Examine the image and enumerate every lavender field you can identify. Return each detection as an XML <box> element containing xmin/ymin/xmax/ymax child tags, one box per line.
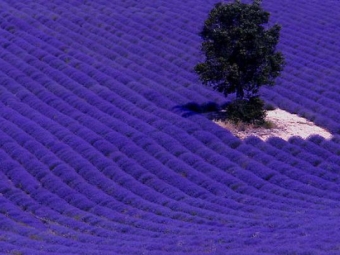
<box><xmin>1</xmin><ymin>0</ymin><xmax>340</xmax><ymax>254</ymax></box>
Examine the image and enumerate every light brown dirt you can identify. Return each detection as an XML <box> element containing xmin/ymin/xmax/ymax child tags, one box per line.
<box><xmin>214</xmin><ymin>108</ymin><xmax>333</xmax><ymax>141</ymax></box>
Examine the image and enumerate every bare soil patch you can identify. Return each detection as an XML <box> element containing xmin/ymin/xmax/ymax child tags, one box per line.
<box><xmin>214</xmin><ymin>108</ymin><xmax>332</xmax><ymax>141</ymax></box>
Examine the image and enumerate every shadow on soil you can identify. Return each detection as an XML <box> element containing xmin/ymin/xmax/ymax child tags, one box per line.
<box><xmin>174</xmin><ymin>101</ymin><xmax>230</xmax><ymax>121</ymax></box>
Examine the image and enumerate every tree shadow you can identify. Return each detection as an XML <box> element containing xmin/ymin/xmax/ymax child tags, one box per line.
<box><xmin>173</xmin><ymin>101</ymin><xmax>231</xmax><ymax>121</ymax></box>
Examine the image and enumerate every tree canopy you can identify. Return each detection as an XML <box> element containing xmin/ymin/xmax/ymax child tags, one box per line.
<box><xmin>195</xmin><ymin>0</ymin><xmax>285</xmax><ymax>101</ymax></box>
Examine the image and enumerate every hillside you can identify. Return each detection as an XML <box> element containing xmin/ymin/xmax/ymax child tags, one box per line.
<box><xmin>1</xmin><ymin>0</ymin><xmax>340</xmax><ymax>254</ymax></box>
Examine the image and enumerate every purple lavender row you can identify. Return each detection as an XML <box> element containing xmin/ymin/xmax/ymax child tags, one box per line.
<box><xmin>0</xmin><ymin>79</ymin><xmax>258</xmax><ymax>223</ymax></box>
<box><xmin>0</xmin><ymin>13</ymin><xmax>215</xmax><ymax>113</ymax></box>
<box><xmin>5</xmin><ymin>0</ymin><xmax>340</xmax><ymax>119</ymax></box>
<box><xmin>0</xmin><ymin>20</ymin><xmax>306</xmax><ymax>224</ymax></box>
<box><xmin>167</xmin><ymin>112</ymin><xmax>337</xmax><ymax>207</ymax></box>
<box><xmin>242</xmin><ymin>137</ymin><xmax>340</xmax><ymax>200</ymax></box>
<box><xmin>17</xmin><ymin>0</ymin><xmax>336</xmax><ymax>215</ymax></box>
<box><xmin>0</xmin><ymin>173</ymin><xmax>156</xmax><ymax>253</ymax></box>
<box><xmin>259</xmin><ymin>1</ymin><xmax>340</xmax><ymax>132</ymax></box>
<box><xmin>1</xmin><ymin>54</ymin><xmax>334</xmax><ymax>255</ymax></box>
<box><xmin>1</xmin><ymin>145</ymin><xmax>236</xmax><ymax>253</ymax></box>
<box><xmin>177</xmin><ymin>112</ymin><xmax>340</xmax><ymax>214</ymax></box>
<box><xmin>0</xmin><ymin>81</ymin><xmax>278</xmax><ymax>233</ymax></box>
<box><xmin>261</xmin><ymin>87</ymin><xmax>340</xmax><ymax>133</ymax></box>
<box><xmin>0</xmin><ymin>61</ymin><xmax>252</xmax><ymax>227</ymax></box>
<box><xmin>0</xmin><ymin>105</ymin><xmax>236</xmax><ymax>235</ymax></box>
<box><xmin>0</xmin><ymin>94</ymin><xmax>228</xmax><ymax>228</ymax></box>
<box><xmin>309</xmin><ymin>136</ymin><xmax>340</xmax><ymax>165</ymax></box>
<box><xmin>1</xmin><ymin>0</ymin><xmax>340</xmax><ymax>252</ymax></box>
<box><xmin>1</xmin><ymin>0</ymin><xmax>224</xmax><ymax>104</ymax></box>
<box><xmin>1</xmin><ymin>3</ymin><xmax>223</xmax><ymax>123</ymax></box>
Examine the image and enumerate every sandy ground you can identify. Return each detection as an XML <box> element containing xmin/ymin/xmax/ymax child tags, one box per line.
<box><xmin>214</xmin><ymin>108</ymin><xmax>333</xmax><ymax>141</ymax></box>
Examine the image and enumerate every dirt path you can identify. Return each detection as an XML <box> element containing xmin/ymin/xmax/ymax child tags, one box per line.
<box><xmin>214</xmin><ymin>108</ymin><xmax>333</xmax><ymax>141</ymax></box>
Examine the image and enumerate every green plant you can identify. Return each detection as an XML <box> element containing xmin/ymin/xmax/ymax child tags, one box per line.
<box><xmin>195</xmin><ymin>0</ymin><xmax>285</xmax><ymax>123</ymax></box>
<box><xmin>262</xmin><ymin>120</ymin><xmax>276</xmax><ymax>129</ymax></box>
<box><xmin>226</xmin><ymin>96</ymin><xmax>266</xmax><ymax>125</ymax></box>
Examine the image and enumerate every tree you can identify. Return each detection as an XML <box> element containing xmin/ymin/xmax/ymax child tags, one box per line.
<box><xmin>195</xmin><ymin>0</ymin><xmax>285</xmax><ymax>124</ymax></box>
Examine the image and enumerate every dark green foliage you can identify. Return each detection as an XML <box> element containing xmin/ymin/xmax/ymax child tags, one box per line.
<box><xmin>195</xmin><ymin>0</ymin><xmax>285</xmax><ymax>100</ymax></box>
<box><xmin>226</xmin><ymin>96</ymin><xmax>266</xmax><ymax>124</ymax></box>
